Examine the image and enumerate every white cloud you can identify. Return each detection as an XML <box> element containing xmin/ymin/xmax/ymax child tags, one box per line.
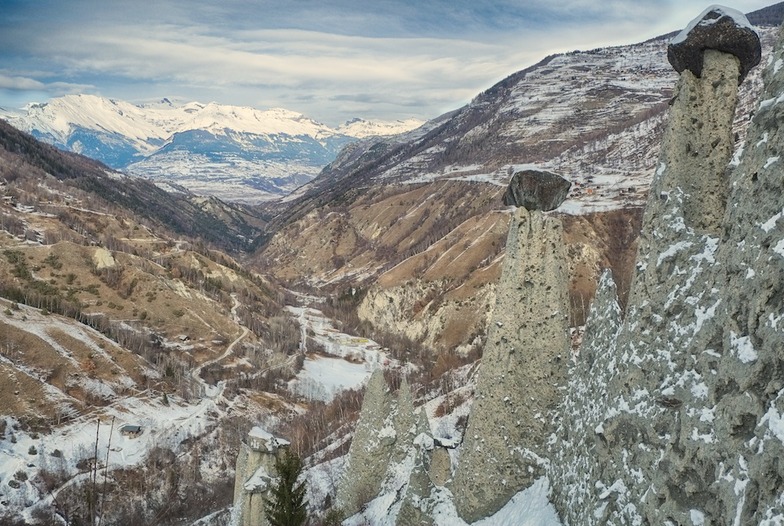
<box><xmin>0</xmin><ymin>74</ymin><xmax>45</xmax><ymax>91</ymax></box>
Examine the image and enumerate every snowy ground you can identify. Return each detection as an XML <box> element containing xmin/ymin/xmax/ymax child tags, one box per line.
<box><xmin>286</xmin><ymin>306</ymin><xmax>398</xmax><ymax>402</ymax></box>
<box><xmin>290</xmin><ymin>355</ymin><xmax>372</xmax><ymax>402</ymax></box>
<box><xmin>344</xmin><ymin>478</ymin><xmax>562</xmax><ymax>526</ymax></box>
<box><xmin>430</xmin><ymin>479</ymin><xmax>562</xmax><ymax>526</ymax></box>
<box><xmin>0</xmin><ymin>392</ymin><xmax>221</xmax><ymax>521</ymax></box>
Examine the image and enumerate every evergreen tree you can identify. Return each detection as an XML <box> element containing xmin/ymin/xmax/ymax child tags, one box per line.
<box><xmin>264</xmin><ymin>450</ymin><xmax>308</xmax><ymax>526</ymax></box>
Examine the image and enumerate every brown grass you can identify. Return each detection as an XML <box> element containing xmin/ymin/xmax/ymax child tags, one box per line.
<box><xmin>0</xmin><ymin>362</ymin><xmax>58</xmax><ymax>420</ymax></box>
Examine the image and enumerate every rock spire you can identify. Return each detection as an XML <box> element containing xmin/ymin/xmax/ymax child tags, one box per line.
<box><xmin>231</xmin><ymin>427</ymin><xmax>290</xmax><ymax>526</ymax></box>
<box><xmin>450</xmin><ymin>186</ymin><xmax>571</xmax><ymax>521</ymax></box>
<box><xmin>549</xmin><ymin>6</ymin><xmax>784</xmax><ymax>524</ymax></box>
<box><xmin>657</xmin><ymin>8</ymin><xmax>761</xmax><ymax>234</ymax></box>
<box><xmin>336</xmin><ymin>370</ymin><xmax>419</xmax><ymax>519</ymax></box>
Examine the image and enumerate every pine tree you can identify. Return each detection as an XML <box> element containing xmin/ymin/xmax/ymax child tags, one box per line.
<box><xmin>264</xmin><ymin>450</ymin><xmax>308</xmax><ymax>526</ymax></box>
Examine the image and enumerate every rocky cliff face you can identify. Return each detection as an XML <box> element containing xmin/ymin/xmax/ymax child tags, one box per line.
<box><xmin>551</xmin><ymin>12</ymin><xmax>784</xmax><ymax>525</ymax></box>
<box><xmin>336</xmin><ymin>371</ymin><xmax>420</xmax><ymax>517</ymax></box>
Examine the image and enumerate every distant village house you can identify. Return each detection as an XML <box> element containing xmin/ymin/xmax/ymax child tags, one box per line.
<box><xmin>120</xmin><ymin>424</ymin><xmax>142</xmax><ymax>438</ymax></box>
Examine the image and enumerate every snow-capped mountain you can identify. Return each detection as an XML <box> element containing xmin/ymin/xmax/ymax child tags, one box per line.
<box><xmin>0</xmin><ymin>95</ymin><xmax>424</xmax><ymax>203</ymax></box>
<box><xmin>337</xmin><ymin>117</ymin><xmax>426</xmax><ymax>138</ymax></box>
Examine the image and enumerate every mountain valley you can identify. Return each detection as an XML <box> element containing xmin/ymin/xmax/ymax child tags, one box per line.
<box><xmin>1</xmin><ymin>3</ymin><xmax>784</xmax><ymax>525</ymax></box>
<box><xmin>0</xmin><ymin>96</ymin><xmax>423</xmax><ymax>203</ymax></box>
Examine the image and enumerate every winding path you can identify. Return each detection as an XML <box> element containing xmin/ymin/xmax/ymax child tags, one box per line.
<box><xmin>190</xmin><ymin>294</ymin><xmax>249</xmax><ymax>400</ymax></box>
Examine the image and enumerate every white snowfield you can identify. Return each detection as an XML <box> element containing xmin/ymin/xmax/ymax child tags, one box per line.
<box><xmin>286</xmin><ymin>306</ymin><xmax>399</xmax><ymax>402</ymax></box>
<box><xmin>0</xmin><ymin>94</ymin><xmax>425</xmax><ymax>203</ymax></box>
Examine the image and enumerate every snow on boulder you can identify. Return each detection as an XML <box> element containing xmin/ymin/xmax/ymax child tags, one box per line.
<box><xmin>247</xmin><ymin>426</ymin><xmax>290</xmax><ymax>453</ymax></box>
<box><xmin>243</xmin><ymin>465</ymin><xmax>273</xmax><ymax>493</ymax></box>
<box><xmin>668</xmin><ymin>5</ymin><xmax>761</xmax><ymax>83</ymax></box>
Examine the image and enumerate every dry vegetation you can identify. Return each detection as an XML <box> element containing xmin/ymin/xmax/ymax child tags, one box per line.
<box><xmin>0</xmin><ymin>121</ymin><xmax>298</xmax><ymax>430</ymax></box>
<box><xmin>258</xmin><ymin>167</ymin><xmax>645</xmax><ymax>360</ymax></box>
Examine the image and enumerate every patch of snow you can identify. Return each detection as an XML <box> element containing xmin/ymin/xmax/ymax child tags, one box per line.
<box><xmin>730</xmin><ymin>332</ymin><xmax>758</xmax><ymax>363</ymax></box>
<box><xmin>473</xmin><ymin>478</ymin><xmax>561</xmax><ymax>526</ymax></box>
<box><xmin>691</xmin><ymin>509</ymin><xmax>706</xmax><ymax>526</ymax></box>
<box><xmin>289</xmin><ymin>355</ymin><xmax>371</xmax><ymax>401</ymax></box>
<box><xmin>422</xmin><ymin>478</ymin><xmax>561</xmax><ymax>526</ymax></box>
<box><xmin>760</xmin><ymin>208</ymin><xmax>783</xmax><ymax>232</ymax></box>
<box><xmin>730</xmin><ymin>143</ymin><xmax>746</xmax><ymax>166</ymax></box>
<box><xmin>378</xmin><ymin>425</ymin><xmax>396</xmax><ymax>441</ymax></box>
<box><xmin>761</xmin><ymin>395</ymin><xmax>784</xmax><ymax>444</ymax></box>
<box><xmin>690</xmin><ymin>427</ymin><xmax>716</xmax><ymax>444</ymax></box>
<box><xmin>244</xmin><ymin>465</ymin><xmax>272</xmax><ymax>492</ymax></box>
<box><xmin>248</xmin><ymin>426</ymin><xmax>289</xmax><ymax>446</ymax></box>
<box><xmin>598</xmin><ymin>479</ymin><xmax>628</xmax><ymax>500</ymax></box>
<box><xmin>671</xmin><ymin>5</ymin><xmax>757</xmax><ymax>46</ymax></box>
<box><xmin>338</xmin><ymin>117</ymin><xmax>425</xmax><ymax>138</ymax></box>
<box><xmin>657</xmin><ymin>241</ymin><xmax>693</xmax><ymax>267</ymax></box>
<box><xmin>773</xmin><ymin>238</ymin><xmax>784</xmax><ymax>259</ymax></box>
<box><xmin>691</xmin><ymin>382</ymin><xmax>709</xmax><ymax>399</ymax></box>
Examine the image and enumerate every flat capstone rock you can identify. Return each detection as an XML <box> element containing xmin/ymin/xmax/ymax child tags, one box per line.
<box><xmin>502</xmin><ymin>169</ymin><xmax>571</xmax><ymax>211</ymax></box>
<box><xmin>668</xmin><ymin>5</ymin><xmax>761</xmax><ymax>84</ymax></box>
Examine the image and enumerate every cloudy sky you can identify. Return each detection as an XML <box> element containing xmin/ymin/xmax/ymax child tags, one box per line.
<box><xmin>0</xmin><ymin>0</ymin><xmax>776</xmax><ymax>125</ymax></box>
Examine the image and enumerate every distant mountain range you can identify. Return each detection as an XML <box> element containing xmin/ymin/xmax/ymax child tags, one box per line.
<box><xmin>0</xmin><ymin>94</ymin><xmax>423</xmax><ymax>203</ymax></box>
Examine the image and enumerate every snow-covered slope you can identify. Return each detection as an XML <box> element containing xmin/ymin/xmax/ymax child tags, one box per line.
<box><xmin>0</xmin><ymin>95</ymin><xmax>423</xmax><ymax>203</ymax></box>
<box><xmin>337</xmin><ymin>117</ymin><xmax>425</xmax><ymax>139</ymax></box>
<box><xmin>292</xmin><ymin>26</ymin><xmax>774</xmax><ymax>219</ymax></box>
